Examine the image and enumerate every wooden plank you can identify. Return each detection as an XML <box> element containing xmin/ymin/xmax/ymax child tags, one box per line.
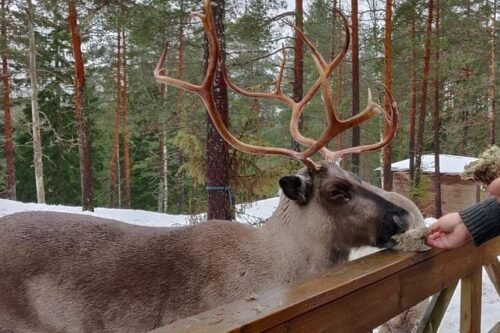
<box><xmin>262</xmin><ymin>243</ymin><xmax>483</xmax><ymax>333</ymax></box>
<box><xmin>484</xmin><ymin>258</ymin><xmax>500</xmax><ymax>296</ymax></box>
<box><xmin>150</xmin><ymin>239</ymin><xmax>499</xmax><ymax>333</ymax></box>
<box><xmin>417</xmin><ymin>282</ymin><xmax>458</xmax><ymax>333</ymax></box>
<box><xmin>461</xmin><ymin>268</ymin><xmax>482</xmax><ymax>333</ymax></box>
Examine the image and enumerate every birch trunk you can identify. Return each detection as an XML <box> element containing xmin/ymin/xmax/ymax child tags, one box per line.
<box><xmin>157</xmin><ymin>75</ymin><xmax>167</xmax><ymax>213</ymax></box>
<box><xmin>162</xmin><ymin>127</ymin><xmax>168</xmax><ymax>212</ymax></box>
<box><xmin>158</xmin><ymin>124</ymin><xmax>167</xmax><ymax>213</ymax></box>
<box><xmin>28</xmin><ymin>0</ymin><xmax>45</xmax><ymax>204</ymax></box>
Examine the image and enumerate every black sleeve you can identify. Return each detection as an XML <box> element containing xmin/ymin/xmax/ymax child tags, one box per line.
<box><xmin>459</xmin><ymin>197</ymin><xmax>500</xmax><ymax>246</ymax></box>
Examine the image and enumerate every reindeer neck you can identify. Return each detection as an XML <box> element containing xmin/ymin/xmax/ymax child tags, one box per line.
<box><xmin>260</xmin><ymin>195</ymin><xmax>350</xmax><ymax>282</ymax></box>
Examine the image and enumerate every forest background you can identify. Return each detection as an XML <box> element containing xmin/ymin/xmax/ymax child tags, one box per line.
<box><xmin>0</xmin><ymin>0</ymin><xmax>498</xmax><ymax>219</ymax></box>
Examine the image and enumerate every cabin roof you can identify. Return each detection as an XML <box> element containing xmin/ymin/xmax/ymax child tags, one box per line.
<box><xmin>389</xmin><ymin>154</ymin><xmax>478</xmax><ymax>175</ymax></box>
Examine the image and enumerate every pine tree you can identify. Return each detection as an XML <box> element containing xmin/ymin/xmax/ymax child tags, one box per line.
<box><xmin>68</xmin><ymin>0</ymin><xmax>94</xmax><ymax>211</ymax></box>
<box><xmin>1</xmin><ymin>0</ymin><xmax>16</xmax><ymax>199</ymax></box>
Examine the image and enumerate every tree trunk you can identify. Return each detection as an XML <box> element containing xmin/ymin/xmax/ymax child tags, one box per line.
<box><xmin>433</xmin><ymin>0</ymin><xmax>442</xmax><ymax>218</ymax></box>
<box><xmin>1</xmin><ymin>0</ymin><xmax>15</xmax><ymax>199</ymax></box>
<box><xmin>489</xmin><ymin>0</ymin><xmax>497</xmax><ymax>144</ymax></box>
<box><xmin>408</xmin><ymin>2</ymin><xmax>417</xmax><ymax>188</ymax></box>
<box><xmin>351</xmin><ymin>0</ymin><xmax>360</xmax><ymax>175</ymax></box>
<box><xmin>383</xmin><ymin>0</ymin><xmax>393</xmax><ymax>191</ymax></box>
<box><xmin>291</xmin><ymin>0</ymin><xmax>304</xmax><ymax>152</ymax></box>
<box><xmin>205</xmin><ymin>0</ymin><xmax>232</xmax><ymax>220</ymax></box>
<box><xmin>109</xmin><ymin>29</ymin><xmax>121</xmax><ymax>208</ymax></box>
<box><xmin>121</xmin><ymin>29</ymin><xmax>131</xmax><ymax>208</ymax></box>
<box><xmin>158</xmin><ymin>124</ymin><xmax>167</xmax><ymax>213</ymax></box>
<box><xmin>27</xmin><ymin>0</ymin><xmax>45</xmax><ymax>204</ymax></box>
<box><xmin>332</xmin><ymin>0</ymin><xmax>344</xmax><ymax>155</ymax></box>
<box><xmin>158</xmin><ymin>80</ymin><xmax>168</xmax><ymax>213</ymax></box>
<box><xmin>414</xmin><ymin>0</ymin><xmax>434</xmax><ymax>187</ymax></box>
<box><xmin>68</xmin><ymin>0</ymin><xmax>93</xmax><ymax>211</ymax></box>
<box><xmin>177</xmin><ymin>7</ymin><xmax>186</xmax><ymax>213</ymax></box>
<box><xmin>458</xmin><ymin>99</ymin><xmax>469</xmax><ymax>155</ymax></box>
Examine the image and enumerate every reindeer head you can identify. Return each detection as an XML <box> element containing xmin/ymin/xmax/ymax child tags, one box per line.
<box><xmin>279</xmin><ymin>162</ymin><xmax>409</xmax><ymax>249</ymax></box>
<box><xmin>154</xmin><ymin>0</ymin><xmax>406</xmax><ymax>248</ymax></box>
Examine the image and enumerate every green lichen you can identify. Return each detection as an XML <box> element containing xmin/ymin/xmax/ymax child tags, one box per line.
<box><xmin>462</xmin><ymin>145</ymin><xmax>500</xmax><ymax>186</ymax></box>
<box><xmin>392</xmin><ymin>227</ymin><xmax>430</xmax><ymax>252</ymax></box>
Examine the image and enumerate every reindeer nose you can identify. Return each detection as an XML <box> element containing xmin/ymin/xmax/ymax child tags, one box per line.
<box><xmin>376</xmin><ymin>207</ymin><xmax>409</xmax><ymax>249</ymax></box>
<box><xmin>392</xmin><ymin>214</ymin><xmax>409</xmax><ymax>230</ymax></box>
<box><xmin>384</xmin><ymin>208</ymin><xmax>409</xmax><ymax>232</ymax></box>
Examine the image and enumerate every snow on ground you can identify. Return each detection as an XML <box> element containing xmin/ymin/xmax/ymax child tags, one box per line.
<box><xmin>0</xmin><ymin>198</ymin><xmax>498</xmax><ymax>332</ymax></box>
<box><xmin>0</xmin><ymin>198</ymin><xmax>191</xmax><ymax>227</ymax></box>
<box><xmin>0</xmin><ymin>197</ymin><xmax>281</xmax><ymax>227</ymax></box>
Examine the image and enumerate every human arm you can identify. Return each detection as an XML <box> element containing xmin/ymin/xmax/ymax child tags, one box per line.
<box><xmin>459</xmin><ymin>197</ymin><xmax>500</xmax><ymax>246</ymax></box>
<box><xmin>426</xmin><ymin>177</ymin><xmax>500</xmax><ymax>249</ymax></box>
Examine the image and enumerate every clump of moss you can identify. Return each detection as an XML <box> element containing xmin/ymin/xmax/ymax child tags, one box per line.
<box><xmin>392</xmin><ymin>227</ymin><xmax>430</xmax><ymax>252</ymax></box>
<box><xmin>462</xmin><ymin>145</ymin><xmax>500</xmax><ymax>186</ymax></box>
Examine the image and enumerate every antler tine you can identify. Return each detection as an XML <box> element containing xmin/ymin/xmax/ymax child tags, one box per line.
<box><xmin>223</xmin><ymin>45</ymin><xmax>295</xmax><ymax>107</ymax></box>
<box><xmin>288</xmin><ymin>9</ymin><xmax>350</xmax><ymax>158</ymax></box>
<box><xmin>223</xmin><ymin>9</ymin><xmax>351</xmax><ymax>162</ymax></box>
<box><xmin>154</xmin><ymin>40</ymin><xmax>199</xmax><ymax>94</ymax></box>
<box><xmin>223</xmin><ymin>8</ymin><xmax>352</xmax><ymax>164</ymax></box>
<box><xmin>322</xmin><ymin>88</ymin><xmax>399</xmax><ymax>162</ymax></box>
<box><xmin>154</xmin><ymin>0</ymin><xmax>320</xmax><ymax>170</ymax></box>
<box><xmin>291</xmin><ymin>14</ymin><xmax>354</xmax><ymax>160</ymax></box>
<box><xmin>295</xmin><ymin>9</ymin><xmax>350</xmax><ymax>110</ymax></box>
<box><xmin>291</xmin><ymin>11</ymin><xmax>397</xmax><ymax>163</ymax></box>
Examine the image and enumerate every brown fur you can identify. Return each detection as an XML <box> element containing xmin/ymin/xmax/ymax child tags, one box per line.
<box><xmin>0</xmin><ymin>162</ymin><xmax>416</xmax><ymax>332</ymax></box>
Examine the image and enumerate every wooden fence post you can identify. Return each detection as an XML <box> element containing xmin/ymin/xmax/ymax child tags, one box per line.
<box><xmin>484</xmin><ymin>258</ymin><xmax>500</xmax><ymax>295</ymax></box>
<box><xmin>417</xmin><ymin>281</ymin><xmax>458</xmax><ymax>333</ymax></box>
<box><xmin>460</xmin><ymin>268</ymin><xmax>482</xmax><ymax>333</ymax></box>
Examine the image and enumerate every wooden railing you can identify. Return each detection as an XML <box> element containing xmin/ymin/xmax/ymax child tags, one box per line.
<box><xmin>150</xmin><ymin>238</ymin><xmax>499</xmax><ymax>333</ymax></box>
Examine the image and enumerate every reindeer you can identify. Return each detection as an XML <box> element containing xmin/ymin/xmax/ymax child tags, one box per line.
<box><xmin>0</xmin><ymin>1</ymin><xmax>420</xmax><ymax>332</ymax></box>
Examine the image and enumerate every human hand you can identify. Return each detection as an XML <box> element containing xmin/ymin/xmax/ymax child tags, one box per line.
<box><xmin>487</xmin><ymin>177</ymin><xmax>500</xmax><ymax>198</ymax></box>
<box><xmin>426</xmin><ymin>212</ymin><xmax>472</xmax><ymax>249</ymax></box>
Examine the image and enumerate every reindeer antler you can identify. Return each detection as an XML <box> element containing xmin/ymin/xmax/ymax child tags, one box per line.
<box><xmin>222</xmin><ymin>9</ymin><xmax>351</xmax><ymax>163</ymax></box>
<box><xmin>154</xmin><ymin>0</ymin><xmax>398</xmax><ymax>170</ymax></box>
<box><xmin>322</xmin><ymin>87</ymin><xmax>399</xmax><ymax>162</ymax></box>
<box><xmin>284</xmin><ymin>15</ymin><xmax>398</xmax><ymax>163</ymax></box>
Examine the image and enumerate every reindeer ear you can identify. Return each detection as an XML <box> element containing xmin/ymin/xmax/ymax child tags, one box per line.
<box><xmin>279</xmin><ymin>175</ymin><xmax>312</xmax><ymax>204</ymax></box>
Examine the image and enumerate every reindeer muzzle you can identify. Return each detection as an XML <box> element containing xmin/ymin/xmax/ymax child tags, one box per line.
<box><xmin>376</xmin><ymin>208</ymin><xmax>410</xmax><ymax>248</ymax></box>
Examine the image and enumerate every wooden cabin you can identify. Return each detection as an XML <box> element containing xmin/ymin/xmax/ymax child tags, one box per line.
<box><xmin>390</xmin><ymin>154</ymin><xmax>485</xmax><ymax>217</ymax></box>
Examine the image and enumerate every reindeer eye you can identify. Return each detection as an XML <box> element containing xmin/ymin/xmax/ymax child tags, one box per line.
<box><xmin>327</xmin><ymin>190</ymin><xmax>348</xmax><ymax>201</ymax></box>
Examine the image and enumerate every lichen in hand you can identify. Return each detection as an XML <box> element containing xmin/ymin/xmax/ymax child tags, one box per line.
<box><xmin>392</xmin><ymin>227</ymin><xmax>430</xmax><ymax>252</ymax></box>
<box><xmin>462</xmin><ymin>145</ymin><xmax>500</xmax><ymax>186</ymax></box>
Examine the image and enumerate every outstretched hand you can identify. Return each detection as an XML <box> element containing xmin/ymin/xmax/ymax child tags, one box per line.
<box><xmin>488</xmin><ymin>177</ymin><xmax>500</xmax><ymax>198</ymax></box>
<box><xmin>426</xmin><ymin>176</ymin><xmax>500</xmax><ymax>249</ymax></box>
<box><xmin>426</xmin><ymin>213</ymin><xmax>472</xmax><ymax>249</ymax></box>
